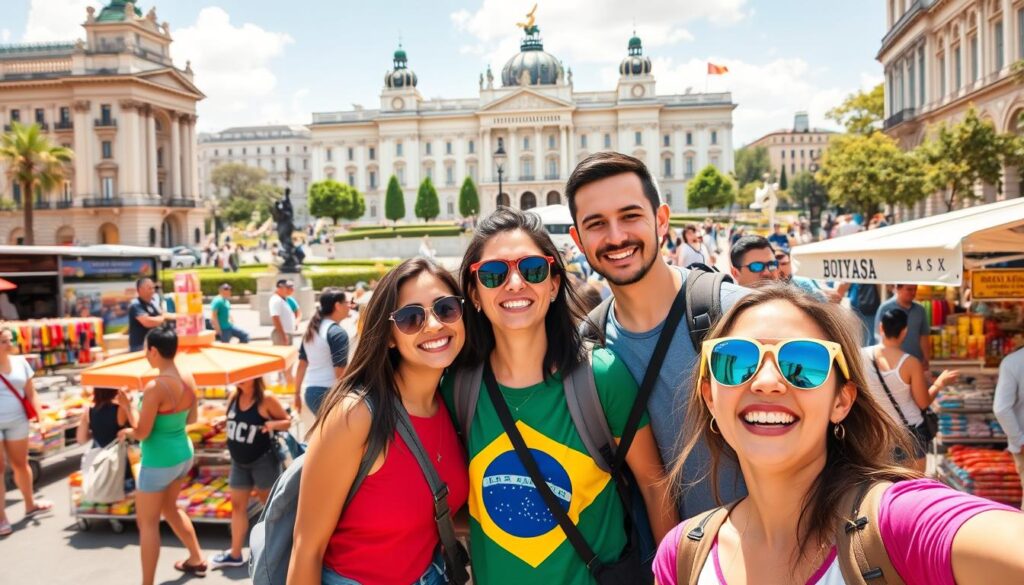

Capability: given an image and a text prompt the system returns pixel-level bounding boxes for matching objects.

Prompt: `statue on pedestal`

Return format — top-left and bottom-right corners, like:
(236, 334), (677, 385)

(750, 173), (780, 230)
(270, 188), (299, 273)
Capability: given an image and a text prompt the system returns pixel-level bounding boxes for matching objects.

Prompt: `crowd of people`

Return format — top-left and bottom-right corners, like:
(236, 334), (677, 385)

(4, 152), (1024, 585)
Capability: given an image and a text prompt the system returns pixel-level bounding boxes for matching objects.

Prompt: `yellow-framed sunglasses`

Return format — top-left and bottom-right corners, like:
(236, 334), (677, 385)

(699, 337), (851, 390)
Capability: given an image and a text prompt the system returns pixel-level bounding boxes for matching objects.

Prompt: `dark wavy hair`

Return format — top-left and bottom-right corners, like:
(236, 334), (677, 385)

(458, 207), (586, 379)
(304, 287), (347, 343)
(309, 259), (462, 452)
(669, 283), (918, 564)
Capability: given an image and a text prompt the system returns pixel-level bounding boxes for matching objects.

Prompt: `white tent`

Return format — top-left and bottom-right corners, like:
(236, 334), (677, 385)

(791, 198), (1024, 286)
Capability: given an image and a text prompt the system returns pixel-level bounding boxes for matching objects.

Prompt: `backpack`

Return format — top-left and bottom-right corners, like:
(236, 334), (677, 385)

(675, 482), (906, 585)
(249, 397), (386, 585)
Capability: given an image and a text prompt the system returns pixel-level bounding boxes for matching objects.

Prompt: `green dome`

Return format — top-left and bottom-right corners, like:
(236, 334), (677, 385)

(96, 0), (144, 23)
(394, 48), (407, 62)
(628, 35), (642, 50)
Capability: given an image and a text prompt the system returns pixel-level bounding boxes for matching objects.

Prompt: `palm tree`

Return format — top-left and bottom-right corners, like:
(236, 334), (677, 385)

(0, 122), (73, 245)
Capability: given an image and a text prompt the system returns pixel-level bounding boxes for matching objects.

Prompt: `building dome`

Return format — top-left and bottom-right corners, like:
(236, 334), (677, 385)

(96, 0), (144, 23)
(385, 45), (418, 89)
(619, 33), (652, 76)
(501, 29), (563, 87)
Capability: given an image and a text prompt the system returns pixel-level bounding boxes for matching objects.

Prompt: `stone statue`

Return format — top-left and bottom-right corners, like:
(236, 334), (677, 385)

(567, 67), (573, 85)
(270, 188), (299, 273)
(486, 65), (494, 89)
(516, 4), (539, 36)
(479, 72), (484, 90)
(750, 173), (780, 230)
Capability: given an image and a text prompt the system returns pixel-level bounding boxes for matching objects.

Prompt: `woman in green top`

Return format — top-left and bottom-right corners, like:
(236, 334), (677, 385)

(442, 208), (676, 584)
(119, 327), (206, 584)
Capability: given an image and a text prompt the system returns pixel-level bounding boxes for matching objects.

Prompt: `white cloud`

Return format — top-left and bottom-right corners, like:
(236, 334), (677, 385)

(23, 0), (98, 42)
(451, 0), (746, 67)
(171, 7), (295, 130)
(1, 29), (11, 43)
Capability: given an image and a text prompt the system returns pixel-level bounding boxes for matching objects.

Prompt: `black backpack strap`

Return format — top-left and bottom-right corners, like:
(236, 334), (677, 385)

(684, 267), (728, 352)
(453, 364), (484, 439)
(395, 406), (471, 585)
(563, 347), (616, 473)
(343, 394), (384, 510)
(584, 295), (614, 346)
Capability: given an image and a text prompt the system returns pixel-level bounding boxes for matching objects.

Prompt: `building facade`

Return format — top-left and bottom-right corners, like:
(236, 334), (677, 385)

(880, 0), (1024, 218)
(746, 112), (836, 180)
(0, 1), (204, 247)
(310, 28), (736, 222)
(198, 125), (313, 225)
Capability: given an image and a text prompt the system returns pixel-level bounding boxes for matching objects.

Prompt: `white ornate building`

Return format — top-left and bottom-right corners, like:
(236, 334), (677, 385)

(310, 28), (736, 222)
(0, 1), (205, 247)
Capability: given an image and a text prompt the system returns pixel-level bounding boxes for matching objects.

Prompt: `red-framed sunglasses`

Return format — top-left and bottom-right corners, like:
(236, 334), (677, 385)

(469, 255), (555, 289)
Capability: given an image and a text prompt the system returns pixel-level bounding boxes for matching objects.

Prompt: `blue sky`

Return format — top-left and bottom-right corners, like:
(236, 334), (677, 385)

(5, 1), (886, 144)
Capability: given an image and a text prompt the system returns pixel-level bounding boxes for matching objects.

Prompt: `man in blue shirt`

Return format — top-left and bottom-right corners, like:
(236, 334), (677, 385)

(567, 152), (748, 518)
(128, 278), (174, 352)
(874, 284), (931, 367)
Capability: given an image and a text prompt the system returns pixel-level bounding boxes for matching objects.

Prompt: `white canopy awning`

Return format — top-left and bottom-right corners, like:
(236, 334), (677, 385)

(791, 198), (1024, 286)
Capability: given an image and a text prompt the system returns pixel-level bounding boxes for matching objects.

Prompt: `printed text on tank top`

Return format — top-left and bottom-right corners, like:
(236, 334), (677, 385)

(227, 394), (266, 441)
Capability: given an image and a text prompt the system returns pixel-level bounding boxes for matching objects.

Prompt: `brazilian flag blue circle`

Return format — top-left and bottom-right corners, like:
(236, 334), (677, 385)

(482, 449), (573, 538)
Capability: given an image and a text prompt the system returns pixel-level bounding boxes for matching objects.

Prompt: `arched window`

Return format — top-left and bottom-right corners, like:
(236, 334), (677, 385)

(149, 227), (157, 246)
(497, 192), (510, 207)
(546, 191), (560, 205)
(520, 191), (537, 210)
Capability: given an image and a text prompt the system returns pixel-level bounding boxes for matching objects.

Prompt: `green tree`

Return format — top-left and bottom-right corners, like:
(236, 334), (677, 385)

(459, 176), (480, 218)
(308, 179), (346, 224)
(919, 108), (1012, 211)
(346, 185), (366, 221)
(384, 174), (405, 226)
(826, 83), (885, 135)
(789, 171), (817, 210)
(687, 165), (735, 211)
(415, 177), (440, 222)
(0, 122), (73, 245)
(733, 146), (771, 188)
(736, 181), (758, 208)
(778, 166), (789, 191)
(209, 163), (278, 224)
(817, 132), (926, 216)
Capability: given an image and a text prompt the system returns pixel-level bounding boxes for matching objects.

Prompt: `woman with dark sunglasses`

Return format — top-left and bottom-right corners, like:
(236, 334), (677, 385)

(654, 284), (1024, 584)
(443, 207), (675, 584)
(288, 258), (469, 585)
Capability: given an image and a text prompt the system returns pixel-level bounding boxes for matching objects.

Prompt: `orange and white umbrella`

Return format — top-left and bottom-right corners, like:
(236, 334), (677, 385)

(80, 331), (297, 390)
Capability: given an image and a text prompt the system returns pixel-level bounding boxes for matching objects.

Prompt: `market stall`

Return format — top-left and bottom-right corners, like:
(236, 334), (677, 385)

(791, 198), (1024, 507)
(3, 391), (92, 490)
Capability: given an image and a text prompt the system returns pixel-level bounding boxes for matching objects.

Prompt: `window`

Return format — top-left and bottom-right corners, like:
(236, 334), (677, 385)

(800, 149), (805, 159)
(684, 157), (694, 177)
(908, 61), (915, 108)
(10, 109), (19, 122)
(995, 20), (1005, 71)
(348, 147), (354, 161)
(970, 36), (979, 82)
(791, 163), (796, 174)
(257, 147), (261, 155)
(303, 159), (308, 170)
(12, 183), (21, 204)
(369, 171), (377, 189)
(60, 107), (70, 124)
(791, 149), (795, 159)
(446, 141), (452, 155)
(548, 158), (558, 178)
(101, 141), (112, 159)
(548, 135), (556, 150)
(1019, 9), (1024, 61)
(100, 104), (111, 124)
(468, 163), (477, 182)
(954, 46), (962, 90)
(663, 158), (672, 177)
(157, 148), (163, 167)
(326, 148), (332, 162)
(604, 133), (611, 148)
(711, 130), (718, 145)
(425, 166), (433, 181)
(686, 132), (693, 146)
(102, 177), (114, 199)
(243, 147), (248, 155)
(396, 142), (403, 157)
(271, 159), (277, 171)
(634, 131), (642, 146)
(149, 228), (157, 246)
(710, 155), (719, 169)
(580, 135), (588, 149)
(158, 180), (164, 196)
(664, 190), (672, 205)
(370, 201), (377, 218)
(918, 47), (926, 105)
(348, 173), (355, 186)
(228, 148), (233, 156)
(426, 142), (432, 156)
(939, 55), (946, 96)
(35, 109), (45, 124)
(522, 159), (533, 179)
(369, 146), (376, 160)
(663, 134), (670, 147)
(446, 166), (454, 185)
(63, 181), (71, 201)
(523, 136), (530, 150)
(397, 166), (405, 185)
(781, 150), (786, 159)
(447, 198), (454, 216)
(468, 140), (475, 154)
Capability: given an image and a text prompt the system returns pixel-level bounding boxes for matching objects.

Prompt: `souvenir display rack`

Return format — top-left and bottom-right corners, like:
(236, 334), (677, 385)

(4, 317), (104, 369)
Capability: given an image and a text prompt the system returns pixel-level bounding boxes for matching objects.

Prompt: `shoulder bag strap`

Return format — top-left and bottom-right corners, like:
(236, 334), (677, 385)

(483, 363), (606, 576)
(563, 348), (616, 473)
(836, 481), (904, 585)
(611, 282), (688, 474)
(453, 364), (483, 438)
(584, 296), (614, 345)
(394, 406), (470, 585)
(870, 357), (911, 427)
(684, 269), (727, 351)
(0, 372), (24, 399)
(343, 395), (384, 509)
(675, 502), (738, 585)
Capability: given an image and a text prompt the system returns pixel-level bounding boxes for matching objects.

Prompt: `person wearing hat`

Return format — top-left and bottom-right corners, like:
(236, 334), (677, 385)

(269, 279), (299, 347)
(210, 283), (250, 344)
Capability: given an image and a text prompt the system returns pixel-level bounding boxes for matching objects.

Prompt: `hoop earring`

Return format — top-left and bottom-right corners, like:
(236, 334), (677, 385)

(709, 417), (721, 435)
(833, 423), (846, 441)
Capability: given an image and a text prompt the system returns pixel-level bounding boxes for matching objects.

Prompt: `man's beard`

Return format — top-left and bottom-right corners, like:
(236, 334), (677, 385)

(592, 238), (658, 287)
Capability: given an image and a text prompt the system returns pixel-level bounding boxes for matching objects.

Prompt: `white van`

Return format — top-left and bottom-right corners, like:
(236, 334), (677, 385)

(528, 204), (578, 253)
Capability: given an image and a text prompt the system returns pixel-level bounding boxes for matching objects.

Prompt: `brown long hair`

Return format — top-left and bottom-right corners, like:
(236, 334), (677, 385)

(309, 259), (462, 451)
(229, 377), (266, 410)
(669, 283), (918, 558)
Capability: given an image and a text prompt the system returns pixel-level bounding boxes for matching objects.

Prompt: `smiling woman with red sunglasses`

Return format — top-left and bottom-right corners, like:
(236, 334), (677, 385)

(654, 283), (1024, 585)
(443, 207), (676, 585)
(289, 258), (469, 585)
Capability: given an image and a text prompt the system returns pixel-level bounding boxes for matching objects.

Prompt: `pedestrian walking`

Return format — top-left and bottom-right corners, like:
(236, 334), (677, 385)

(654, 284), (1024, 584)
(294, 288), (350, 416)
(994, 347), (1024, 510)
(0, 328), (52, 537)
(873, 284), (932, 366)
(444, 207), (675, 584)
(118, 327), (206, 584)
(269, 279), (298, 347)
(289, 259), (468, 584)
(210, 377), (290, 569)
(210, 283), (250, 343)
(128, 278), (174, 352)
(862, 308), (958, 472)
(76, 387), (131, 449)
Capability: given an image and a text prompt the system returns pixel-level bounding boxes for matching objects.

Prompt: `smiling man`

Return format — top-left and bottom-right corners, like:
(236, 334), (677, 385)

(567, 152), (748, 517)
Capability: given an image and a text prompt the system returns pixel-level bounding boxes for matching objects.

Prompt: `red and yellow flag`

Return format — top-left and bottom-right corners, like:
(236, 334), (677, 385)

(707, 62), (729, 75)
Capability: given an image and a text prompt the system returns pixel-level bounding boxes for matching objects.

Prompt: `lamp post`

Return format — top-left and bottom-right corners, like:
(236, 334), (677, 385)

(494, 141), (507, 208)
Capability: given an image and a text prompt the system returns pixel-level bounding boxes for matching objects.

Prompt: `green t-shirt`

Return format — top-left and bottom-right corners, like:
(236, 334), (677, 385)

(440, 347), (648, 585)
(210, 296), (231, 330)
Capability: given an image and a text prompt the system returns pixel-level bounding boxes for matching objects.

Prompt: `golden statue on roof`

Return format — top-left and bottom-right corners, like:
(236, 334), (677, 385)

(517, 4), (539, 36)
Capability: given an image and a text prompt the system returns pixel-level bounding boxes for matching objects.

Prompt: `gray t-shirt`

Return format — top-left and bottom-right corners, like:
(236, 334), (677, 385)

(873, 299), (930, 360)
(604, 267), (748, 517)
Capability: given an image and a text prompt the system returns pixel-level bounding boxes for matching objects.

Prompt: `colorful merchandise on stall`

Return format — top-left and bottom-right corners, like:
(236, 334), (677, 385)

(936, 446), (1022, 508)
(4, 317), (104, 367)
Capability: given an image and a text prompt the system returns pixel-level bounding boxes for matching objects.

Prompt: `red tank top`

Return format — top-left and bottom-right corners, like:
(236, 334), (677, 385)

(322, 399), (468, 583)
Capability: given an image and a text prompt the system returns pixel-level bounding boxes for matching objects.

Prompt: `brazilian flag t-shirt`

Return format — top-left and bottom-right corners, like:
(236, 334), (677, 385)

(440, 347), (648, 585)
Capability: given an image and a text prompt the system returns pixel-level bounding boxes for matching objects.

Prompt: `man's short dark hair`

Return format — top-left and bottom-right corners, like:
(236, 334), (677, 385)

(730, 235), (774, 268)
(145, 325), (178, 358)
(276, 279), (294, 288)
(880, 308), (909, 339)
(565, 152), (660, 223)
(135, 277), (153, 290)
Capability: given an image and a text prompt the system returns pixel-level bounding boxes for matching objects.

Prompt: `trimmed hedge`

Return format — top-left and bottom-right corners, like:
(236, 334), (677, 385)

(162, 262), (400, 295)
(347, 222), (457, 232)
(306, 266), (392, 289)
(334, 225), (465, 242)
